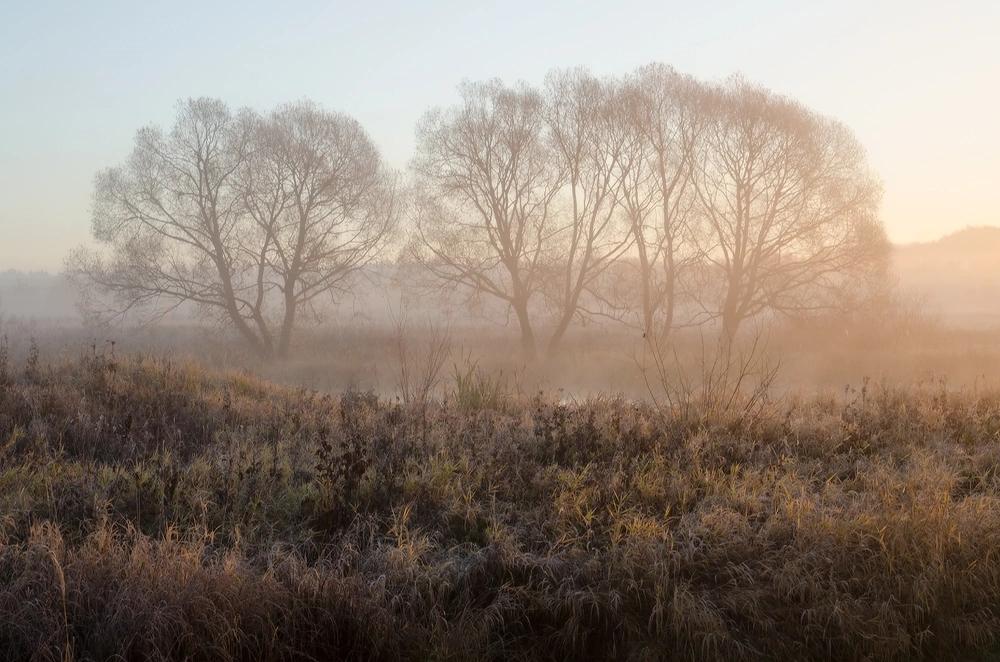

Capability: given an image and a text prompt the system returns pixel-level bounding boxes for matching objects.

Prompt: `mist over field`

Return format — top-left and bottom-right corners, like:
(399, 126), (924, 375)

(5, 223), (1000, 396)
(7, 225), (1000, 327)
(1, 2), (999, 660)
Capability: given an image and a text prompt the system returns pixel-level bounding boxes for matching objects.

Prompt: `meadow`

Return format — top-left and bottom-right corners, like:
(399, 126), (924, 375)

(1, 323), (999, 660)
(3, 0), (998, 658)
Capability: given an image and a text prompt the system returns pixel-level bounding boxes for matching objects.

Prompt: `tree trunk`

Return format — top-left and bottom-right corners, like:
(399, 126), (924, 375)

(512, 298), (538, 361)
(721, 295), (741, 343)
(211, 253), (271, 359)
(250, 311), (275, 358)
(276, 290), (297, 358)
(231, 318), (270, 359)
(635, 237), (655, 340)
(546, 309), (573, 356)
(660, 249), (676, 340)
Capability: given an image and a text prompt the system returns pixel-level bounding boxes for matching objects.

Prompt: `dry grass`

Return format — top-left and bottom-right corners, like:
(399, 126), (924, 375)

(0, 348), (999, 660)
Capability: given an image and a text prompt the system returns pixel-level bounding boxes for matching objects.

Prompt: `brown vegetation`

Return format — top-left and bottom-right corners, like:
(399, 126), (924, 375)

(1, 346), (999, 660)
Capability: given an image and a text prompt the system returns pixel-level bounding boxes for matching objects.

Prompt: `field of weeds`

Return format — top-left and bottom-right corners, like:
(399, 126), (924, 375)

(1, 349), (999, 660)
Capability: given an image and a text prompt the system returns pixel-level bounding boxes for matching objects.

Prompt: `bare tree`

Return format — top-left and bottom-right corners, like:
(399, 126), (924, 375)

(248, 102), (399, 356)
(614, 64), (705, 340)
(68, 98), (398, 358)
(69, 99), (266, 351)
(690, 78), (887, 340)
(409, 81), (560, 360)
(540, 69), (634, 353)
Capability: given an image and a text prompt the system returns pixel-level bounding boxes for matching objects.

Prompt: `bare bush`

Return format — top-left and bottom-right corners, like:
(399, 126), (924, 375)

(392, 310), (452, 407)
(450, 353), (517, 412)
(637, 329), (779, 426)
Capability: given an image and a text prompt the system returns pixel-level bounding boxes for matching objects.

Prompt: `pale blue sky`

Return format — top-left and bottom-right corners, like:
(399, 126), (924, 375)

(1, 0), (997, 270)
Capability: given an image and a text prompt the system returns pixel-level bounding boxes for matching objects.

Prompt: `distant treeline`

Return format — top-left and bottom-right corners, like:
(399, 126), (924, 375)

(68, 64), (889, 359)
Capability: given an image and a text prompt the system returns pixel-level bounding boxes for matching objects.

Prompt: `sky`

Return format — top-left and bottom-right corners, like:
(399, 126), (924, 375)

(0, 0), (997, 271)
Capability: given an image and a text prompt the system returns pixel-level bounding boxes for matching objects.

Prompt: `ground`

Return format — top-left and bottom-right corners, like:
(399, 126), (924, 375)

(0, 351), (998, 660)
